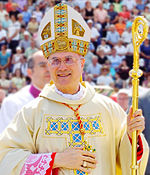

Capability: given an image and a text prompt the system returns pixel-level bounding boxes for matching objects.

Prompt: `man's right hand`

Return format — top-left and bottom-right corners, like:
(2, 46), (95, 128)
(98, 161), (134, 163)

(53, 147), (97, 173)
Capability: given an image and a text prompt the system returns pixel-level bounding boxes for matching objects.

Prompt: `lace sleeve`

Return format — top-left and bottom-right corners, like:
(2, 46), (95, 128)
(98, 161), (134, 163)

(20, 152), (56, 175)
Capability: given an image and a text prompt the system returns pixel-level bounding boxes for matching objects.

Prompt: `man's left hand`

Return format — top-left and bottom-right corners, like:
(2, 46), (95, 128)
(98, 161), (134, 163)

(127, 107), (145, 138)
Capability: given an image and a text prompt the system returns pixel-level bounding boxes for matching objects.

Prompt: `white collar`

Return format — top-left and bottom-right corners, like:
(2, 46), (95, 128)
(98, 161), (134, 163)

(55, 84), (85, 100)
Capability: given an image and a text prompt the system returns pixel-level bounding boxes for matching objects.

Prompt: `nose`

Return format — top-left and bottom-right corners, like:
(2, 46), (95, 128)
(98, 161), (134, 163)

(58, 60), (67, 70)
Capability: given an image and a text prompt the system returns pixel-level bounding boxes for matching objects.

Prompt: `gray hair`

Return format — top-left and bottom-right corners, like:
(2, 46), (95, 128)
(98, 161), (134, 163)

(92, 55), (98, 60)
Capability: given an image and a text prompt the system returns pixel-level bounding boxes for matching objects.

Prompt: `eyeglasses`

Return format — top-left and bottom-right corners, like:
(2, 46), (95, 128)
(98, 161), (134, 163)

(48, 56), (80, 67)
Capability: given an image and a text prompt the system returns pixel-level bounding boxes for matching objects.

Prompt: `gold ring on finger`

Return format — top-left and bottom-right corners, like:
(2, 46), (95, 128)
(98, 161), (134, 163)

(82, 161), (87, 168)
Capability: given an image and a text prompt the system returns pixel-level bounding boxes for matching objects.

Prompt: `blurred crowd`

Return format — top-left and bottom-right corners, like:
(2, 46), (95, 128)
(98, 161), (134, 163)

(0, 0), (150, 107)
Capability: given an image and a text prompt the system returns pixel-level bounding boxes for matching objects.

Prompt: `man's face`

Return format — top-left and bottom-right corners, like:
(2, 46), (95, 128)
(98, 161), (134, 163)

(24, 35), (29, 40)
(92, 57), (98, 65)
(31, 54), (51, 89)
(117, 93), (129, 111)
(48, 52), (85, 93)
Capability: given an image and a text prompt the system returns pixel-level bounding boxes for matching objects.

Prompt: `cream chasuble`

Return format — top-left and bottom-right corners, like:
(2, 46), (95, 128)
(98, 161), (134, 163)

(0, 82), (149, 175)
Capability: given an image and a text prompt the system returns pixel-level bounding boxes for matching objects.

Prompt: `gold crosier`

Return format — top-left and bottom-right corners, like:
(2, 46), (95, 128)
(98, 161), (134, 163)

(129, 16), (148, 175)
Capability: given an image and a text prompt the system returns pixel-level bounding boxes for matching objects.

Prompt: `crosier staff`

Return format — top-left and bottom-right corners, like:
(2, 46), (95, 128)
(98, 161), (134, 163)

(129, 16), (148, 175)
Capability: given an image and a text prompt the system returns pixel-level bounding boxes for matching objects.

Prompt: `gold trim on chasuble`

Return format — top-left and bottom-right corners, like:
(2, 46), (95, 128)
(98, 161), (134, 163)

(40, 3), (89, 58)
(43, 113), (105, 175)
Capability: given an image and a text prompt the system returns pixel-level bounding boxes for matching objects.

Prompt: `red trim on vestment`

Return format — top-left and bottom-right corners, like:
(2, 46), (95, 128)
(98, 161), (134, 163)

(128, 135), (143, 161)
(45, 152), (57, 175)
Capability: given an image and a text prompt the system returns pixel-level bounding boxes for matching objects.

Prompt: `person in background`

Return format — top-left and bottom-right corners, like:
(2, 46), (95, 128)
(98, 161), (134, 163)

(0, 2), (7, 23)
(96, 48), (108, 65)
(87, 19), (100, 50)
(142, 73), (150, 88)
(0, 89), (5, 108)
(2, 13), (12, 31)
(5, 0), (13, 13)
(19, 31), (31, 51)
(0, 70), (11, 95)
(85, 74), (95, 86)
(103, 0), (111, 10)
(114, 39), (127, 60)
(0, 50), (51, 133)
(141, 5), (150, 21)
(12, 46), (23, 74)
(0, 45), (11, 73)
(27, 15), (39, 35)
(11, 68), (26, 91)
(33, 5), (43, 23)
(0, 23), (7, 50)
(122, 0), (136, 11)
(115, 16), (126, 36)
(82, 0), (94, 22)
(140, 37), (150, 72)
(7, 14), (20, 54)
(17, 13), (26, 26)
(97, 65), (114, 87)
(24, 39), (38, 59)
(121, 25), (132, 45)
(106, 24), (120, 47)
(94, 2), (108, 28)
(113, 0), (122, 13)
(108, 3), (118, 24)
(86, 55), (101, 83)
(107, 47), (122, 69)
(117, 88), (130, 112)
(138, 89), (150, 175)
(96, 37), (111, 55)
(126, 40), (134, 69)
(21, 5), (31, 25)
(119, 5), (130, 20)
(9, 3), (19, 20)
(20, 55), (28, 77)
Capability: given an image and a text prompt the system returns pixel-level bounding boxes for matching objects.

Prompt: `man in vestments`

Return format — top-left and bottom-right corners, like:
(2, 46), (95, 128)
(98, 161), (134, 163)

(0, 3), (149, 175)
(0, 50), (51, 133)
(138, 90), (150, 175)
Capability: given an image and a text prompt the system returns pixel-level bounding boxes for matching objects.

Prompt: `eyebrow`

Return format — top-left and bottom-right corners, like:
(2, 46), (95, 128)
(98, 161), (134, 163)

(38, 62), (47, 65)
(51, 55), (73, 60)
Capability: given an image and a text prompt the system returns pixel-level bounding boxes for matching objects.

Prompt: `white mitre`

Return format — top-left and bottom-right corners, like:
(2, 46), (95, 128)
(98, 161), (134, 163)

(38, 3), (91, 58)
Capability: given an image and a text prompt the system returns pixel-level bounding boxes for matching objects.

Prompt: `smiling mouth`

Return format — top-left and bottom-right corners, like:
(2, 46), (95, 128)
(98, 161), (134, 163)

(57, 73), (71, 77)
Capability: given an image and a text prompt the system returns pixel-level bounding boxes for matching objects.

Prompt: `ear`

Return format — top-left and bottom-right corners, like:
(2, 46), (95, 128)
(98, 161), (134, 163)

(81, 58), (85, 69)
(27, 68), (32, 78)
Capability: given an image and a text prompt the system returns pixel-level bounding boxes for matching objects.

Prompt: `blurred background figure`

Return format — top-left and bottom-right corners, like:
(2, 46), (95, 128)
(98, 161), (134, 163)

(0, 23), (7, 50)
(106, 24), (120, 47)
(27, 15), (38, 35)
(7, 14), (20, 54)
(87, 19), (100, 50)
(117, 88), (129, 112)
(138, 89), (150, 175)
(12, 46), (23, 74)
(82, 0), (94, 22)
(0, 70), (11, 95)
(0, 45), (11, 73)
(97, 65), (114, 87)
(0, 89), (5, 108)
(85, 74), (95, 86)
(11, 68), (26, 91)
(86, 55), (101, 83)
(0, 51), (51, 133)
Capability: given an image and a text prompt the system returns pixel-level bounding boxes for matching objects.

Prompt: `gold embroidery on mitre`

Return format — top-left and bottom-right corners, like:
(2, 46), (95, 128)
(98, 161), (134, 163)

(54, 3), (68, 38)
(55, 36), (68, 50)
(72, 19), (85, 37)
(41, 22), (51, 40)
